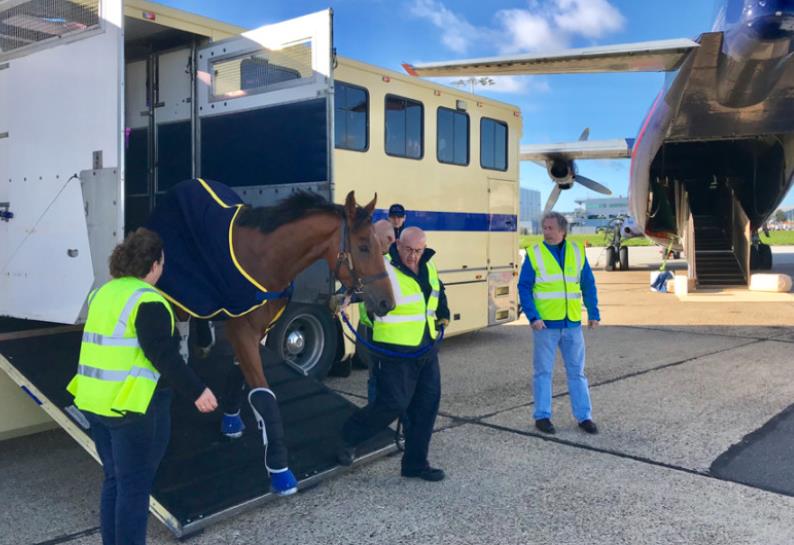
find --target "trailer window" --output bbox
[0,0,99,60]
[211,43,310,100]
[335,81,368,152]
[481,118,508,171]
[437,107,469,166]
[385,95,423,160]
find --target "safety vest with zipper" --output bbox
[527,241,585,322]
[67,277,175,417]
[372,256,440,347]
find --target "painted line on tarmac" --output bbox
[439,339,762,424]
[32,526,101,545]
[618,324,791,342]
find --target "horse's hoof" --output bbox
[196,345,212,359]
[221,412,245,439]
[270,468,298,496]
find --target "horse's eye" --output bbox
[358,245,370,254]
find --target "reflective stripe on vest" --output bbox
[528,241,584,321]
[67,277,174,417]
[372,257,440,347]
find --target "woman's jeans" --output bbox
[85,389,172,545]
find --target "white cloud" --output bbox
[552,0,625,39]
[408,0,626,56]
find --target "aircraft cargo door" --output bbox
[487,178,518,325]
[0,0,124,323]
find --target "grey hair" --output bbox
[541,212,568,234]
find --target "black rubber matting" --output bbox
[710,403,794,497]
[0,323,393,533]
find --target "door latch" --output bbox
[0,202,12,222]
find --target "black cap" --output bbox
[388,203,405,217]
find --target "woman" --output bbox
[67,228,217,545]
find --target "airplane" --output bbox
[404,0,794,287]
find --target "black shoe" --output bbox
[401,467,445,482]
[535,418,556,434]
[578,419,599,434]
[336,445,356,466]
[328,358,352,378]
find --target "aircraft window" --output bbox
[335,81,369,152]
[481,118,508,171]
[437,107,470,166]
[385,94,424,159]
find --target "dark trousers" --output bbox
[342,351,440,473]
[85,389,172,545]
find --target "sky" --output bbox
[154,0,793,213]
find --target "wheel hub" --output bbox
[285,330,305,355]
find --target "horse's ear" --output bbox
[363,193,377,217]
[344,190,357,222]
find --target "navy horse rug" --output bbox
[147,178,272,318]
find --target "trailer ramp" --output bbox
[0,320,395,538]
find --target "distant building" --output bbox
[519,187,541,234]
[571,196,629,233]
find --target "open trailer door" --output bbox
[0,0,124,324]
[0,8,395,538]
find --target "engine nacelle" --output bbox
[546,158,575,188]
[622,217,643,238]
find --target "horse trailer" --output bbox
[1,0,519,436]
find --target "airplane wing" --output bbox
[521,138,634,161]
[403,38,699,77]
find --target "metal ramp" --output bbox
[0,319,395,538]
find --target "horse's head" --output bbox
[336,191,395,317]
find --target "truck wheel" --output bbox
[605,247,616,271]
[266,303,337,380]
[619,246,629,271]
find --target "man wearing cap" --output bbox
[388,203,406,239]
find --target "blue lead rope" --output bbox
[339,310,445,359]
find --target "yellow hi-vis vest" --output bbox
[372,256,440,347]
[67,277,175,417]
[527,241,585,322]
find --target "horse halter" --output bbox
[334,216,389,295]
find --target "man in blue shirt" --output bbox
[518,212,600,435]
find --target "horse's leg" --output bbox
[194,319,216,359]
[226,312,297,496]
[219,361,246,438]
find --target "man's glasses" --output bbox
[401,246,425,257]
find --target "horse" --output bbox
[146,178,395,495]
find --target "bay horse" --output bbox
[147,179,395,495]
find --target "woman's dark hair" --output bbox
[109,228,164,279]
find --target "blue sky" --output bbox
[156,0,792,212]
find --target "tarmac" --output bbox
[3,246,794,544]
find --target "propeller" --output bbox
[543,185,562,215]
[540,127,612,213]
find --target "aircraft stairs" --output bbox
[692,214,747,287]
[0,318,395,538]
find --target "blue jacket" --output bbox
[517,240,600,328]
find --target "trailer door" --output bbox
[0,0,124,323]
[487,178,518,325]
[196,9,334,193]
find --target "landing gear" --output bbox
[750,243,773,271]
[605,246,617,271]
[619,246,629,271]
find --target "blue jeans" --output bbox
[85,389,172,545]
[532,326,592,422]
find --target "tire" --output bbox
[266,303,338,380]
[759,244,773,270]
[619,246,629,271]
[605,246,616,271]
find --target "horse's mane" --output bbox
[235,191,371,234]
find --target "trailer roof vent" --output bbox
[0,0,99,59]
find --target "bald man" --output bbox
[339,227,450,482]
[373,219,396,254]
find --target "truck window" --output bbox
[385,94,423,159]
[481,117,508,171]
[335,81,368,151]
[437,107,469,166]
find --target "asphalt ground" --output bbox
[3,246,794,544]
